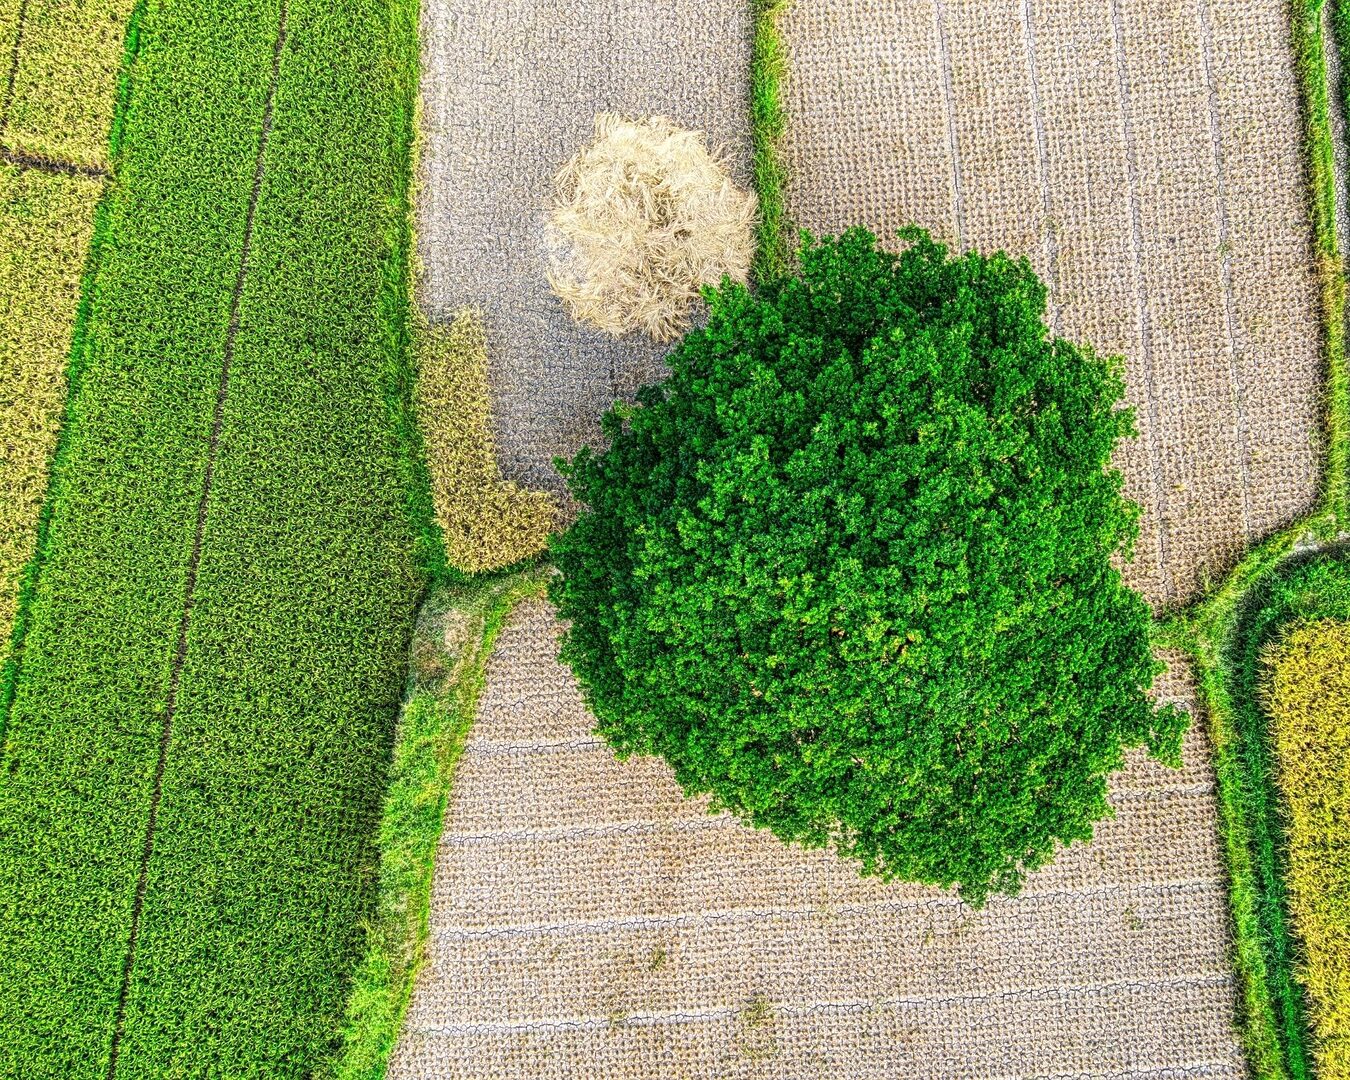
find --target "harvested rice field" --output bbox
[416,0,752,497]
[780,0,1324,609]
[391,599,1243,1077]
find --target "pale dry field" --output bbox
[781,0,1323,611]
[389,600,1244,1079]
[0,165,100,650]
[416,0,752,497]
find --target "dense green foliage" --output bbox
[551,227,1183,904]
[0,0,430,1073]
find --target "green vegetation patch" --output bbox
[551,227,1181,906]
[749,0,791,282]
[328,566,549,1080]
[0,0,432,1073]
[1264,618,1350,1079]
[1191,550,1350,1080]
[0,0,140,168]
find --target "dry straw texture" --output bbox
[389,602,1244,1078]
[415,0,750,496]
[779,0,1323,610]
[1264,620,1350,1080]
[546,113,756,342]
[414,310,555,573]
[0,164,100,650]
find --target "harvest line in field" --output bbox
[0,147,110,179]
[103,3,289,1074]
[1197,1,1254,545]
[408,971,1237,1036]
[1106,0,1173,603]
[429,876,1230,943]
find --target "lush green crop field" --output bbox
[0,0,429,1073]
[0,0,140,169]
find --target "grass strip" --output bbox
[749,0,792,282]
[0,0,435,1072]
[325,566,550,1080]
[1329,0,1350,520]
[0,0,139,169]
[1263,617,1350,1079]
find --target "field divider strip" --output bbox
[1196,0,1255,544]
[1106,0,1175,603]
[431,876,1230,941]
[931,0,966,247]
[407,972,1236,1036]
[0,0,28,136]
[1019,0,1061,335]
[0,146,111,178]
[103,3,288,1074]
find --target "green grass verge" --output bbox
[1197,549,1350,1080]
[324,566,550,1080]
[1329,0,1350,520]
[0,0,436,1072]
[749,0,792,282]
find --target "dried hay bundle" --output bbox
[546,113,756,342]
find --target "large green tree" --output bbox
[550,227,1184,904]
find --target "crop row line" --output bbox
[102,3,289,1076]
[409,971,1236,1037]
[0,146,110,179]
[430,875,1228,943]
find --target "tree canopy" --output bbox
[550,227,1184,904]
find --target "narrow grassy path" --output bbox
[0,0,431,1074]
